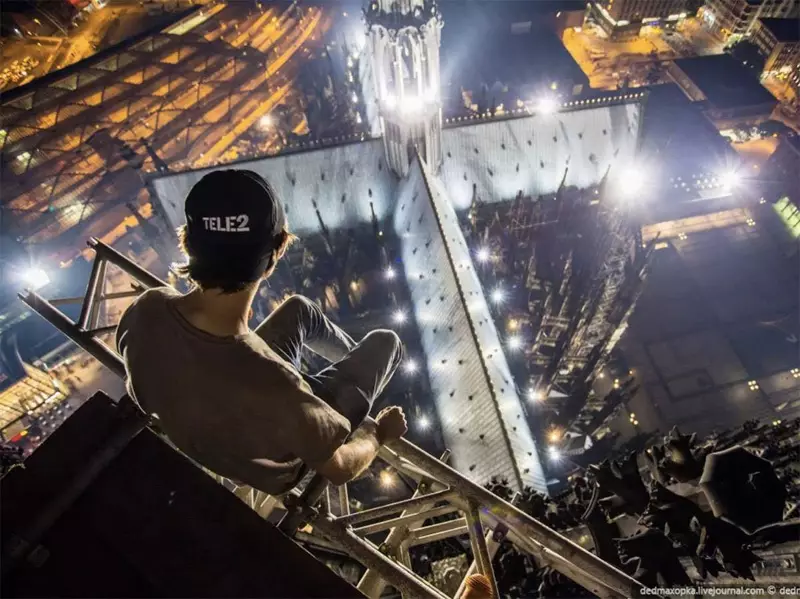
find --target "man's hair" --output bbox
[174,225,295,293]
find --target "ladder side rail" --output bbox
[464,501,500,598]
[383,436,642,599]
[356,450,452,598]
[301,504,450,599]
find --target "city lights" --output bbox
[547,428,562,444]
[536,95,559,115]
[719,170,741,191]
[259,114,274,129]
[528,388,543,402]
[403,359,418,375]
[392,309,407,325]
[476,247,491,263]
[507,335,523,350]
[618,166,646,198]
[21,267,50,290]
[402,95,424,114]
[379,469,397,488]
[490,287,505,304]
[384,266,396,280]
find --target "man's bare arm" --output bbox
[314,407,407,486]
[315,421,382,486]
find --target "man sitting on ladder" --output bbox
[116,169,408,494]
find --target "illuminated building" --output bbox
[701,0,799,41]
[366,0,443,177]
[751,18,800,90]
[152,1,646,492]
[588,0,688,40]
[0,335,69,442]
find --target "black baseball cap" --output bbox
[184,169,287,282]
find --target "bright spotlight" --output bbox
[547,428,563,444]
[615,166,647,199]
[490,288,505,304]
[259,114,274,129]
[719,170,741,191]
[507,335,523,350]
[403,359,418,375]
[476,247,491,263]
[379,469,397,488]
[547,445,562,461]
[417,415,431,431]
[402,95,423,114]
[384,266,396,280]
[392,309,407,325]
[21,267,50,290]
[537,95,559,114]
[528,389,543,402]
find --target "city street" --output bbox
[0,1,193,91]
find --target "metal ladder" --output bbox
[19,238,642,599]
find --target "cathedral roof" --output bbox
[152,94,644,234]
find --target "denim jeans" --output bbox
[254,295,403,430]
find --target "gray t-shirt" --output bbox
[116,287,350,495]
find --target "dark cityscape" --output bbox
[1,0,798,597]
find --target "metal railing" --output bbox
[18,238,642,599]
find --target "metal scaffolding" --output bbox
[18,238,642,599]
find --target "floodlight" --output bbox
[417,415,431,431]
[476,247,491,263]
[537,95,559,114]
[22,267,50,290]
[384,266,396,280]
[402,95,423,114]
[392,309,407,325]
[613,165,647,199]
[259,114,274,129]
[507,335,523,350]
[379,469,397,488]
[719,170,741,191]
[547,445,562,461]
[490,288,505,304]
[403,359,418,375]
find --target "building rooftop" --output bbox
[673,54,777,110]
[759,18,800,43]
[440,2,587,114]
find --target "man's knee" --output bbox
[280,295,316,319]
[361,329,403,366]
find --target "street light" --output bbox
[392,309,407,325]
[259,114,274,129]
[490,287,505,304]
